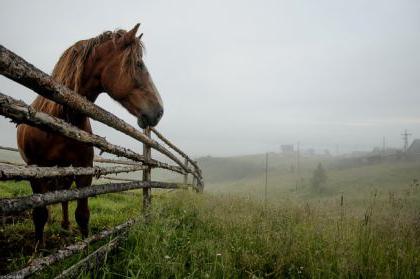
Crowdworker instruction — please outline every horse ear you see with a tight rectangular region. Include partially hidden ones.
[119,23,140,48]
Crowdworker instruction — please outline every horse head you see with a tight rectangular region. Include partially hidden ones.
[96,24,164,128]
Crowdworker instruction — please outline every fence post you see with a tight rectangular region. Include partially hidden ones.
[192,176,197,192]
[183,158,188,186]
[142,128,151,219]
[195,160,204,193]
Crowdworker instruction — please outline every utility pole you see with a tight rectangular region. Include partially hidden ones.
[296,142,300,190]
[382,136,386,152]
[264,152,268,208]
[401,129,412,153]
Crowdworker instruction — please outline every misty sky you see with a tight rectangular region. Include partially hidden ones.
[1,0,419,157]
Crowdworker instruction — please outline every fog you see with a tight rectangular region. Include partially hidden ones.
[1,0,419,157]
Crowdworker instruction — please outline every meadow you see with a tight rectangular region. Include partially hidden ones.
[1,151,419,278]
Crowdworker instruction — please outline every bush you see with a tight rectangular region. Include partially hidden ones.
[311,163,327,190]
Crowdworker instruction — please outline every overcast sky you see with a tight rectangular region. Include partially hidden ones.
[1,0,419,156]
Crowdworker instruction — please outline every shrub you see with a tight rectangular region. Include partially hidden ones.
[311,163,327,190]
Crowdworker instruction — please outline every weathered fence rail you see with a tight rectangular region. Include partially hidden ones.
[0,164,147,181]
[0,44,204,278]
[0,181,181,214]
[2,219,135,279]
[151,128,202,179]
[0,92,190,176]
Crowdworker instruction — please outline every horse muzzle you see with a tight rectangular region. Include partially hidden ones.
[137,108,164,129]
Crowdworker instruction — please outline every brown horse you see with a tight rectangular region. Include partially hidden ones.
[16,24,163,245]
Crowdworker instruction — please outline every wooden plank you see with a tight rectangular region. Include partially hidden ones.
[94,156,186,174]
[150,128,202,179]
[93,156,142,166]
[100,176,141,182]
[0,160,24,166]
[0,145,18,152]
[2,219,135,279]
[0,181,180,214]
[0,93,187,175]
[0,92,145,162]
[0,164,146,181]
[54,237,120,279]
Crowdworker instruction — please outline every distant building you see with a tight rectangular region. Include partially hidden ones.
[407,139,420,157]
[281,144,294,154]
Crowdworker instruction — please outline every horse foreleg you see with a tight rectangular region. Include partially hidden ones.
[30,179,49,247]
[58,177,73,231]
[75,174,92,238]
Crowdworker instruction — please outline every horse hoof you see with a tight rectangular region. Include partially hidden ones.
[33,239,45,253]
[80,227,89,238]
[28,240,46,264]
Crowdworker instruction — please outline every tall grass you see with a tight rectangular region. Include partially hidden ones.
[1,159,420,277]
[99,190,420,278]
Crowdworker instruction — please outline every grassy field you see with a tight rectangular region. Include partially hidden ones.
[1,152,420,277]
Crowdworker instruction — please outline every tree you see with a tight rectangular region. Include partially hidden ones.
[311,163,327,190]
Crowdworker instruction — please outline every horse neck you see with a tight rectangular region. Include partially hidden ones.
[78,57,103,102]
[59,70,101,127]
[47,46,106,126]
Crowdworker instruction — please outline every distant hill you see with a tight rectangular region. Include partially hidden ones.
[196,152,331,185]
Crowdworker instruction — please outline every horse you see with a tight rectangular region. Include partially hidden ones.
[16,24,164,246]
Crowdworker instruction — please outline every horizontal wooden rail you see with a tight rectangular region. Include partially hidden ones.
[1,219,135,279]
[93,156,142,166]
[0,147,141,167]
[0,164,147,181]
[0,145,18,152]
[101,176,141,182]
[0,180,183,214]
[0,93,194,176]
[0,146,187,176]
[100,177,192,190]
[93,156,189,176]
[151,128,202,178]
[0,92,145,161]
[55,237,121,279]
[0,160,25,166]
[0,45,201,181]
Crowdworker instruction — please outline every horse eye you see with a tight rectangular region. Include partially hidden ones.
[137,62,144,70]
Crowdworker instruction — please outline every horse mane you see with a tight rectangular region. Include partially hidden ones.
[32,29,144,118]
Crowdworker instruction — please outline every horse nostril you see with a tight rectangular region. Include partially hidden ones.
[156,109,163,120]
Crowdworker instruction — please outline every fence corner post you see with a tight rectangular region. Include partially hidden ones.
[142,128,152,220]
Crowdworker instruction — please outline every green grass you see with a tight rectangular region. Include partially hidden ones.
[99,190,420,278]
[1,156,420,277]
[0,180,144,275]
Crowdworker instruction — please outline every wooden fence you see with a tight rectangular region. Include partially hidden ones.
[0,45,203,278]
